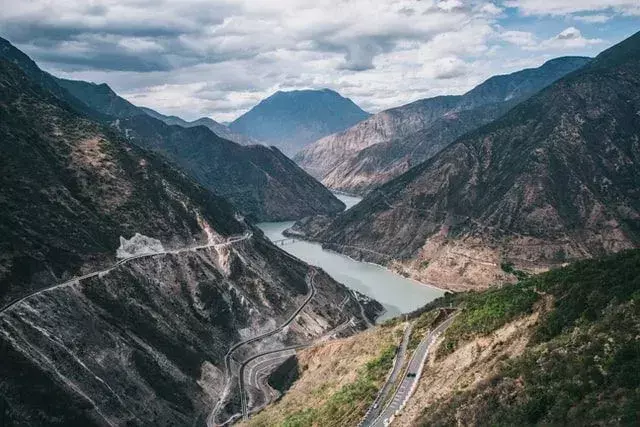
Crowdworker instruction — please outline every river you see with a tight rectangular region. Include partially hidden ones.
[257,194,444,322]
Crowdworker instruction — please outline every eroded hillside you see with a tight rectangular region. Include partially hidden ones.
[244,250,640,427]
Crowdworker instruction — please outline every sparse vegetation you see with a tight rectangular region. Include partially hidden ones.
[417,250,640,426]
[274,345,396,427]
[245,326,401,427]
[437,282,539,358]
[408,309,440,350]
[500,260,529,281]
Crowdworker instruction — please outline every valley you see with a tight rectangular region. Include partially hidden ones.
[0,7,639,427]
[257,194,444,321]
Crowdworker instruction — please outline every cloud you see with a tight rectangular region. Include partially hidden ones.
[573,14,613,23]
[500,27,603,51]
[500,30,537,47]
[430,56,469,79]
[504,0,640,16]
[0,0,626,121]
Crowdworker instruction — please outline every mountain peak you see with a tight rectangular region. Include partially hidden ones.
[230,88,370,155]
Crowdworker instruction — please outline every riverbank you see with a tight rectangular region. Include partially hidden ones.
[257,219,443,322]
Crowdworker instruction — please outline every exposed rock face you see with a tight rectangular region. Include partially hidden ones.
[116,234,165,259]
[298,32,640,290]
[139,107,259,146]
[295,56,591,194]
[0,59,381,426]
[118,114,345,222]
[229,89,371,156]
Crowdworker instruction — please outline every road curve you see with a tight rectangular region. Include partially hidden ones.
[211,268,318,426]
[370,314,456,427]
[359,322,414,426]
[0,231,252,315]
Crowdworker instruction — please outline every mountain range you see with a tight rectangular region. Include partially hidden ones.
[295,56,591,195]
[290,31,640,290]
[0,36,344,222]
[0,46,379,426]
[229,89,371,156]
[138,106,259,145]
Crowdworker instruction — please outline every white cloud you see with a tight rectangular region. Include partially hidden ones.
[2,0,623,121]
[500,27,603,51]
[504,0,640,16]
[500,30,537,46]
[573,14,613,23]
[430,56,469,79]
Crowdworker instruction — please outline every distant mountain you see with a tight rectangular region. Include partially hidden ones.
[295,32,640,290]
[117,114,345,221]
[0,57,376,426]
[140,106,259,145]
[229,89,371,155]
[295,57,591,194]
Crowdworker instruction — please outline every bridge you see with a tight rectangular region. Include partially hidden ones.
[271,238,298,246]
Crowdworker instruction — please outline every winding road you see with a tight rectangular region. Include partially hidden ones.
[0,231,253,315]
[210,268,318,426]
[369,314,456,427]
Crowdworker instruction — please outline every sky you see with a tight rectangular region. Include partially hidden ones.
[0,1,638,122]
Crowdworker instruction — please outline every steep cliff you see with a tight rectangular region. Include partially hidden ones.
[0,36,344,223]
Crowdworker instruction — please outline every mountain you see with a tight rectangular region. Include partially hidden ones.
[0,36,344,222]
[0,37,109,121]
[292,32,640,290]
[229,89,371,155]
[0,58,380,426]
[55,78,143,118]
[116,114,345,221]
[139,107,259,145]
[295,57,591,194]
[248,249,640,426]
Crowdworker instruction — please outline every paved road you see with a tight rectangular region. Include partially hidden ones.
[239,345,308,419]
[370,315,456,427]
[210,268,318,426]
[360,323,414,426]
[0,231,252,315]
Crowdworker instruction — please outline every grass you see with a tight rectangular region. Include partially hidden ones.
[436,281,539,358]
[276,345,397,427]
[408,309,440,351]
[245,325,402,427]
[416,250,640,426]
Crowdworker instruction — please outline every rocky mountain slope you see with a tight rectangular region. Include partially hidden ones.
[0,37,344,222]
[0,58,380,426]
[117,114,345,221]
[295,57,590,194]
[229,89,370,156]
[140,106,259,145]
[294,32,640,290]
[251,249,640,426]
